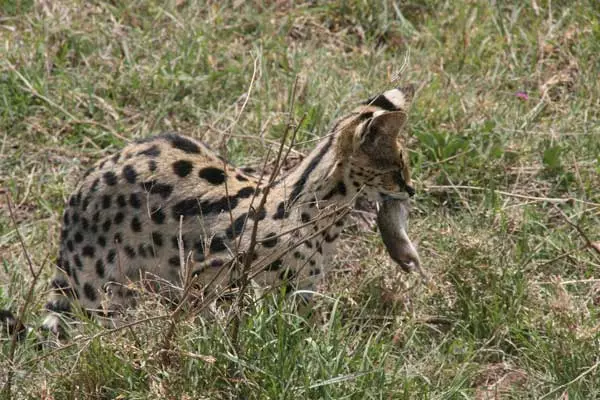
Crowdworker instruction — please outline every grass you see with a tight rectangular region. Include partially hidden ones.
[1,0,600,398]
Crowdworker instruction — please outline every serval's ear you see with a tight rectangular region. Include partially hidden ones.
[359,111,407,147]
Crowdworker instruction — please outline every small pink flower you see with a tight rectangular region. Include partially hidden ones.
[515,91,529,100]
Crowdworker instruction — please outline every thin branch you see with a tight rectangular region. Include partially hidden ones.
[229,77,301,351]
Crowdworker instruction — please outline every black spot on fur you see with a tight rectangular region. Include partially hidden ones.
[71,269,80,285]
[90,178,100,192]
[293,251,305,260]
[273,201,288,220]
[301,212,311,223]
[236,174,248,182]
[198,167,225,185]
[81,218,89,231]
[323,181,347,200]
[262,232,278,248]
[116,194,126,207]
[209,236,227,253]
[226,213,247,239]
[131,216,142,232]
[266,259,283,271]
[171,236,187,250]
[166,133,200,154]
[82,196,90,211]
[92,211,100,224]
[316,243,323,254]
[151,206,166,224]
[107,249,117,263]
[309,259,316,266]
[72,212,79,224]
[114,212,125,225]
[60,258,72,276]
[148,160,157,172]
[124,246,136,258]
[278,269,296,281]
[102,195,112,209]
[151,231,163,247]
[123,165,137,183]
[335,218,345,227]
[114,232,122,243]
[111,153,120,164]
[250,206,266,221]
[173,198,200,219]
[138,145,160,157]
[82,245,95,258]
[325,233,339,243]
[129,193,141,208]
[172,196,238,218]
[172,160,193,177]
[140,181,173,199]
[237,186,255,199]
[66,240,74,252]
[45,299,72,314]
[83,283,97,302]
[304,241,313,249]
[63,212,70,226]
[103,171,118,186]
[68,192,80,207]
[51,277,70,291]
[95,259,105,278]
[168,256,180,267]
[137,244,147,258]
[74,255,83,270]
[210,259,223,268]
[97,236,106,247]
[102,219,112,232]
[74,232,83,243]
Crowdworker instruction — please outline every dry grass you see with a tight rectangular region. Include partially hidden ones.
[1,0,600,398]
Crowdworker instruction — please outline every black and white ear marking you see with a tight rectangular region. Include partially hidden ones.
[364,84,414,111]
[380,88,408,110]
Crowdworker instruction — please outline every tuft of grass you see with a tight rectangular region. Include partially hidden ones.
[2,0,600,398]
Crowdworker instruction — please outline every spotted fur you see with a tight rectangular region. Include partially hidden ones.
[41,85,419,333]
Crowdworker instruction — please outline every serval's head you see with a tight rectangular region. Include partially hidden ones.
[335,85,415,203]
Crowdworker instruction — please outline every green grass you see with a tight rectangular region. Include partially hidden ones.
[1,0,600,398]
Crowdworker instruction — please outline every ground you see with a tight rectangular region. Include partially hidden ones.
[1,0,600,398]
